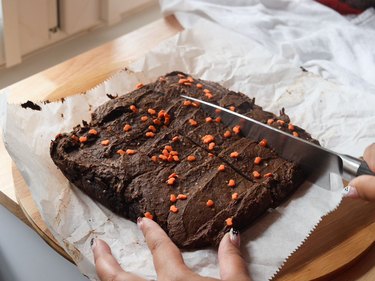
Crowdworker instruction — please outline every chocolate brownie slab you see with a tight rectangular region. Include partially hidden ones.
[51,71,316,248]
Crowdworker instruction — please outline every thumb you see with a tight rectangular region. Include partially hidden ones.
[92,239,144,281]
[218,229,252,281]
[344,175,375,201]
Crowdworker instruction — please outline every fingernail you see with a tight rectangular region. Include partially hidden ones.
[342,185,359,198]
[137,217,143,229]
[90,238,96,250]
[229,228,240,247]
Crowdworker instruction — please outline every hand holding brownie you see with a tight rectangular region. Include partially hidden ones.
[92,217,251,281]
[344,143,375,201]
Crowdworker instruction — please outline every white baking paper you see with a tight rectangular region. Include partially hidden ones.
[4,19,375,281]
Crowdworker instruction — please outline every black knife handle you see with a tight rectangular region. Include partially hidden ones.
[357,161,375,177]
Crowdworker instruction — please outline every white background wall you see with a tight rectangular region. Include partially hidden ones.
[0,0,157,68]
[0,1,161,89]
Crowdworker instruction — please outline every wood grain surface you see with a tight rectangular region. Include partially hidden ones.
[3,15,375,281]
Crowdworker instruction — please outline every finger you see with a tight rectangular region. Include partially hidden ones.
[363,143,375,171]
[218,229,251,281]
[92,239,145,281]
[138,217,189,278]
[345,175,375,201]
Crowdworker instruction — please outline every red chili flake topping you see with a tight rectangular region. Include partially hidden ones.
[218,164,225,171]
[184,82,192,86]
[159,77,166,83]
[205,92,213,99]
[183,100,192,106]
[167,177,176,185]
[187,76,194,83]
[208,153,214,158]
[206,199,214,207]
[202,135,214,144]
[173,155,180,162]
[205,117,213,123]
[170,151,179,156]
[168,173,178,179]
[172,136,180,142]
[165,145,173,152]
[130,105,138,113]
[146,132,155,138]
[277,120,285,126]
[151,155,158,162]
[135,83,144,89]
[208,142,216,151]
[203,89,211,94]
[229,106,235,111]
[293,131,299,137]
[170,205,179,213]
[116,149,126,156]
[153,119,161,125]
[225,217,233,227]
[253,171,261,179]
[88,129,98,135]
[264,173,273,178]
[177,74,185,78]
[170,194,177,203]
[164,113,171,125]
[232,193,239,200]
[187,155,196,162]
[188,119,198,126]
[148,108,156,115]
[158,110,166,119]
[162,150,169,157]
[288,124,295,131]
[254,157,262,165]
[191,102,200,107]
[267,119,274,125]
[159,154,168,161]
[148,125,157,133]
[141,116,148,122]
[167,155,174,162]
[101,139,110,146]
[215,117,222,123]
[178,78,189,84]
[196,83,203,89]
[126,149,137,155]
[228,179,236,187]
[144,212,153,220]
[215,108,221,114]
[259,139,268,147]
[223,130,232,138]
[233,125,241,134]
[71,135,79,141]
[79,136,87,143]
[123,124,132,132]
[177,194,187,200]
[230,151,239,158]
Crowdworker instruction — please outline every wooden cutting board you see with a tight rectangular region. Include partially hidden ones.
[13,161,375,280]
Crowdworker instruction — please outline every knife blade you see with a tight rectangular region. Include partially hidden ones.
[181,95,374,190]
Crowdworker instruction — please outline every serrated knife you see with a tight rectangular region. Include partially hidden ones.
[182,95,375,190]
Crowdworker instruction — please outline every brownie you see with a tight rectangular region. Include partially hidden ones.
[50,71,318,249]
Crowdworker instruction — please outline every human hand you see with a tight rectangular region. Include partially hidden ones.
[92,217,251,281]
[343,143,375,201]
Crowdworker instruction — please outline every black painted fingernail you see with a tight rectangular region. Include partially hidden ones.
[229,228,240,247]
[90,238,95,249]
[137,217,143,229]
